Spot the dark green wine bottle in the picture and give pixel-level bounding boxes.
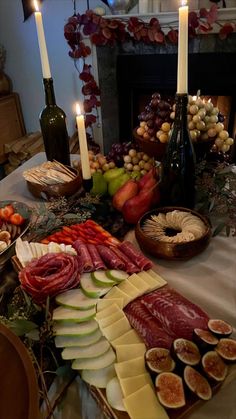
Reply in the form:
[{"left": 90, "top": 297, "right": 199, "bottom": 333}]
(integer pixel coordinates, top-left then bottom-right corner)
[
  {"left": 160, "top": 93, "right": 196, "bottom": 209},
  {"left": 40, "top": 78, "right": 70, "bottom": 165}
]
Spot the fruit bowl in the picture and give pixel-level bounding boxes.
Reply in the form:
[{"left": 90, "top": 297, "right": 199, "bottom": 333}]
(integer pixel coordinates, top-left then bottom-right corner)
[{"left": 135, "top": 207, "right": 212, "bottom": 260}]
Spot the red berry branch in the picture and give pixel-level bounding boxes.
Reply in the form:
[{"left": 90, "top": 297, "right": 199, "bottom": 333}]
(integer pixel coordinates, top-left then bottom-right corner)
[{"left": 64, "top": 5, "right": 235, "bottom": 130}]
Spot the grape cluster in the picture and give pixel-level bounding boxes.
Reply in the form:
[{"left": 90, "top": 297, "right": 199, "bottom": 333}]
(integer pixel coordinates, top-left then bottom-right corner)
[
  {"left": 123, "top": 149, "right": 154, "bottom": 176},
  {"left": 137, "top": 92, "right": 173, "bottom": 142},
  {"left": 107, "top": 142, "right": 136, "bottom": 167}
]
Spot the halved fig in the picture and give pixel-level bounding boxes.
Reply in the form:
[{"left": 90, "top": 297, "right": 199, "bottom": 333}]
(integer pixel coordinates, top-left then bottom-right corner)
[
  {"left": 202, "top": 351, "right": 228, "bottom": 382},
  {"left": 208, "top": 319, "right": 233, "bottom": 338},
  {"left": 184, "top": 366, "right": 212, "bottom": 401},
  {"left": 193, "top": 328, "right": 218, "bottom": 350},
  {"left": 215, "top": 338, "right": 236, "bottom": 362},
  {"left": 145, "top": 348, "right": 176, "bottom": 374},
  {"left": 155, "top": 372, "right": 185, "bottom": 409},
  {"left": 172, "top": 338, "right": 201, "bottom": 366}
]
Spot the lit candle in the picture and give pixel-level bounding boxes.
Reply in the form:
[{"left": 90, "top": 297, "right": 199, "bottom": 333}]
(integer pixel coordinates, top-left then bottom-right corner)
[
  {"left": 76, "top": 103, "right": 91, "bottom": 180},
  {"left": 177, "top": 0, "right": 188, "bottom": 94},
  {"left": 33, "top": 0, "right": 51, "bottom": 78}
]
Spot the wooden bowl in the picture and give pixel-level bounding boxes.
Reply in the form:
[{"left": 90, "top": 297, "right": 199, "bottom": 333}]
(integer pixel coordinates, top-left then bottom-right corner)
[
  {"left": 133, "top": 128, "right": 215, "bottom": 161},
  {"left": 135, "top": 207, "right": 212, "bottom": 261},
  {"left": 26, "top": 167, "right": 82, "bottom": 200}
]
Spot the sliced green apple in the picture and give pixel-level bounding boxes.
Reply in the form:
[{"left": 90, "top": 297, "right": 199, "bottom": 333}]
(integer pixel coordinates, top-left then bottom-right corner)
[
  {"left": 81, "top": 364, "right": 116, "bottom": 388},
  {"left": 54, "top": 328, "right": 102, "bottom": 348},
  {"left": 80, "top": 273, "right": 112, "bottom": 298},
  {"left": 91, "top": 270, "right": 117, "bottom": 287},
  {"left": 106, "top": 270, "right": 129, "bottom": 282},
  {"left": 55, "top": 288, "right": 98, "bottom": 310},
  {"left": 61, "top": 337, "right": 110, "bottom": 360},
  {"left": 106, "top": 377, "right": 126, "bottom": 412},
  {"left": 54, "top": 319, "right": 98, "bottom": 337},
  {"left": 72, "top": 347, "right": 116, "bottom": 370},
  {"left": 52, "top": 306, "right": 96, "bottom": 323}
]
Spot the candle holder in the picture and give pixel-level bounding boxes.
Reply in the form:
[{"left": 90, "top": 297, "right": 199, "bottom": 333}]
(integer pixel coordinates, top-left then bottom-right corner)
[
  {"left": 40, "top": 77, "right": 70, "bottom": 165},
  {"left": 82, "top": 178, "right": 93, "bottom": 193}
]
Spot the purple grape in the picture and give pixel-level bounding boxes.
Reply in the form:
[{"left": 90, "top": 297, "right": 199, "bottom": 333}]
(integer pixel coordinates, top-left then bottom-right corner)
[{"left": 218, "top": 113, "right": 225, "bottom": 123}]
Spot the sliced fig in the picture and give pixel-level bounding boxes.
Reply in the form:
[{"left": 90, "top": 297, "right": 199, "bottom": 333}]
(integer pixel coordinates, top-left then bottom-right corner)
[
  {"left": 145, "top": 347, "right": 176, "bottom": 374},
  {"left": 172, "top": 338, "right": 201, "bottom": 366},
  {"left": 193, "top": 328, "right": 218, "bottom": 350},
  {"left": 184, "top": 366, "right": 212, "bottom": 401},
  {"left": 208, "top": 319, "right": 233, "bottom": 338},
  {"left": 155, "top": 372, "right": 185, "bottom": 409},
  {"left": 202, "top": 351, "right": 228, "bottom": 382},
  {"left": 215, "top": 338, "right": 236, "bottom": 362}
]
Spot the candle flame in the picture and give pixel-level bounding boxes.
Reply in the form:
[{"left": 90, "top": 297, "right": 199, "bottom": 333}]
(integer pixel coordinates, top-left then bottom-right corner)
[
  {"left": 181, "top": 0, "right": 188, "bottom": 6},
  {"left": 33, "top": 0, "right": 39, "bottom": 12},
  {"left": 76, "top": 103, "right": 81, "bottom": 115}
]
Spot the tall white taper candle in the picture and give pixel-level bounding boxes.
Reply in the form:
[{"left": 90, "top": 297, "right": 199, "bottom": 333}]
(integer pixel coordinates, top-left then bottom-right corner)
[
  {"left": 33, "top": 0, "right": 51, "bottom": 78},
  {"left": 76, "top": 103, "right": 91, "bottom": 180},
  {"left": 177, "top": 1, "right": 188, "bottom": 94}
]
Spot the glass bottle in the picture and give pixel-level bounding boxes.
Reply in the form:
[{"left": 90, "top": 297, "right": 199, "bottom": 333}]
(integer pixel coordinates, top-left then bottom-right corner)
[
  {"left": 160, "top": 93, "right": 196, "bottom": 209},
  {"left": 40, "top": 78, "right": 70, "bottom": 165}
]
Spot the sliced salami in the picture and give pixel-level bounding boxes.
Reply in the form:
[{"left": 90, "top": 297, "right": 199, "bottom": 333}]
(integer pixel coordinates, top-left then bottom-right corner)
[
  {"left": 141, "top": 287, "right": 209, "bottom": 340},
  {"left": 118, "top": 241, "right": 153, "bottom": 270},
  {"left": 73, "top": 239, "right": 94, "bottom": 272},
  {"left": 124, "top": 298, "right": 174, "bottom": 349},
  {"left": 87, "top": 244, "right": 106, "bottom": 270},
  {"left": 110, "top": 246, "right": 140, "bottom": 274},
  {"left": 19, "top": 253, "right": 80, "bottom": 304},
  {"left": 96, "top": 245, "right": 125, "bottom": 270}
]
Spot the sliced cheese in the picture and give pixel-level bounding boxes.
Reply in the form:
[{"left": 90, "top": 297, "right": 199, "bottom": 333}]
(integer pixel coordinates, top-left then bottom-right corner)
[
  {"left": 116, "top": 343, "right": 146, "bottom": 363},
  {"left": 117, "top": 281, "right": 140, "bottom": 299},
  {"left": 114, "top": 356, "right": 146, "bottom": 379},
  {"left": 104, "top": 286, "right": 132, "bottom": 306},
  {"left": 95, "top": 304, "right": 121, "bottom": 321},
  {"left": 111, "top": 330, "right": 143, "bottom": 348},
  {"left": 123, "top": 384, "right": 169, "bottom": 419},
  {"left": 97, "top": 298, "right": 124, "bottom": 312},
  {"left": 119, "top": 373, "right": 153, "bottom": 397},
  {"left": 102, "top": 317, "right": 131, "bottom": 342},
  {"left": 127, "top": 274, "right": 150, "bottom": 295},
  {"left": 98, "top": 310, "right": 125, "bottom": 329},
  {"left": 146, "top": 269, "right": 167, "bottom": 286},
  {"left": 137, "top": 271, "right": 161, "bottom": 291}
]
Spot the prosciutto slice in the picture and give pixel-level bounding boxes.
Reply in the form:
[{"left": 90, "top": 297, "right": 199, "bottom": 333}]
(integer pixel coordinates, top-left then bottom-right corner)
[
  {"left": 141, "top": 287, "right": 209, "bottom": 340},
  {"left": 73, "top": 239, "right": 94, "bottom": 272},
  {"left": 124, "top": 298, "right": 174, "bottom": 349},
  {"left": 19, "top": 253, "right": 80, "bottom": 304},
  {"left": 87, "top": 244, "right": 106, "bottom": 270},
  {"left": 96, "top": 245, "right": 125, "bottom": 270},
  {"left": 118, "top": 241, "right": 153, "bottom": 270},
  {"left": 110, "top": 246, "right": 140, "bottom": 274}
]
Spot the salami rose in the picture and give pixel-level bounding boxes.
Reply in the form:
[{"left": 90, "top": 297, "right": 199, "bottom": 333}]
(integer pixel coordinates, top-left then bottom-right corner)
[{"left": 19, "top": 253, "right": 80, "bottom": 304}]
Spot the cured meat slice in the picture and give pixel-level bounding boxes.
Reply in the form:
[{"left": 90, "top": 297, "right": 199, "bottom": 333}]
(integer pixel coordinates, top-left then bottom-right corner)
[
  {"left": 141, "top": 287, "right": 209, "bottom": 340},
  {"left": 19, "top": 253, "right": 80, "bottom": 304},
  {"left": 97, "top": 245, "right": 125, "bottom": 270},
  {"left": 110, "top": 246, "right": 140, "bottom": 274},
  {"left": 118, "top": 241, "right": 153, "bottom": 270},
  {"left": 124, "top": 299, "right": 174, "bottom": 349},
  {"left": 87, "top": 244, "right": 106, "bottom": 270},
  {"left": 73, "top": 239, "right": 94, "bottom": 272}
]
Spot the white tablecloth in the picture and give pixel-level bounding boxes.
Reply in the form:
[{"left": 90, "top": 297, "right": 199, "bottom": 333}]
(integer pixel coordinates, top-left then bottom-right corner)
[{"left": 1, "top": 153, "right": 236, "bottom": 419}]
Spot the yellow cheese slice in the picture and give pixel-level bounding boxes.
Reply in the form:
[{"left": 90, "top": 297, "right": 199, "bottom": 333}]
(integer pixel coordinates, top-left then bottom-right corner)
[
  {"left": 102, "top": 317, "right": 131, "bottom": 342},
  {"left": 127, "top": 274, "right": 150, "bottom": 295},
  {"left": 111, "top": 330, "right": 143, "bottom": 348},
  {"left": 116, "top": 343, "right": 146, "bottom": 362},
  {"left": 119, "top": 373, "right": 153, "bottom": 397},
  {"left": 96, "top": 304, "right": 121, "bottom": 321},
  {"left": 104, "top": 286, "right": 132, "bottom": 306},
  {"left": 98, "top": 310, "right": 125, "bottom": 329},
  {"left": 114, "top": 356, "right": 146, "bottom": 379},
  {"left": 137, "top": 271, "right": 161, "bottom": 291},
  {"left": 117, "top": 280, "right": 140, "bottom": 299},
  {"left": 97, "top": 298, "right": 124, "bottom": 312},
  {"left": 146, "top": 269, "right": 167, "bottom": 286},
  {"left": 123, "top": 384, "right": 169, "bottom": 419}
]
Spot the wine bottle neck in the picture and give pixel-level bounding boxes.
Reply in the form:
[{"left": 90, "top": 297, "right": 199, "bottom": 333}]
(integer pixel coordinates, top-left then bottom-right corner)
[
  {"left": 174, "top": 93, "right": 188, "bottom": 124},
  {"left": 43, "top": 78, "right": 56, "bottom": 106}
]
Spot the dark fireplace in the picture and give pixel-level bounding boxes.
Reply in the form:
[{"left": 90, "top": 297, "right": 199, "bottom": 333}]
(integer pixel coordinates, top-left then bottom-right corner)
[{"left": 96, "top": 33, "right": 236, "bottom": 156}]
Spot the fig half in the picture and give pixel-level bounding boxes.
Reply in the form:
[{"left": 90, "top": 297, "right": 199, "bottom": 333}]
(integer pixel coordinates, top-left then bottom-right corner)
[
  {"left": 145, "top": 347, "right": 176, "bottom": 374},
  {"left": 183, "top": 366, "right": 212, "bottom": 401},
  {"left": 208, "top": 319, "right": 233, "bottom": 338},
  {"left": 172, "top": 338, "right": 201, "bottom": 366},
  {"left": 202, "top": 350, "right": 228, "bottom": 382},
  {"left": 155, "top": 372, "right": 185, "bottom": 409},
  {"left": 215, "top": 338, "right": 236, "bottom": 362},
  {"left": 193, "top": 328, "right": 218, "bottom": 348}
]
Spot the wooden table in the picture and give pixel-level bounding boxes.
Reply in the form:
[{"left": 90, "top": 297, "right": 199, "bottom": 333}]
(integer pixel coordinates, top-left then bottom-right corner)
[{"left": 1, "top": 153, "right": 236, "bottom": 419}]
